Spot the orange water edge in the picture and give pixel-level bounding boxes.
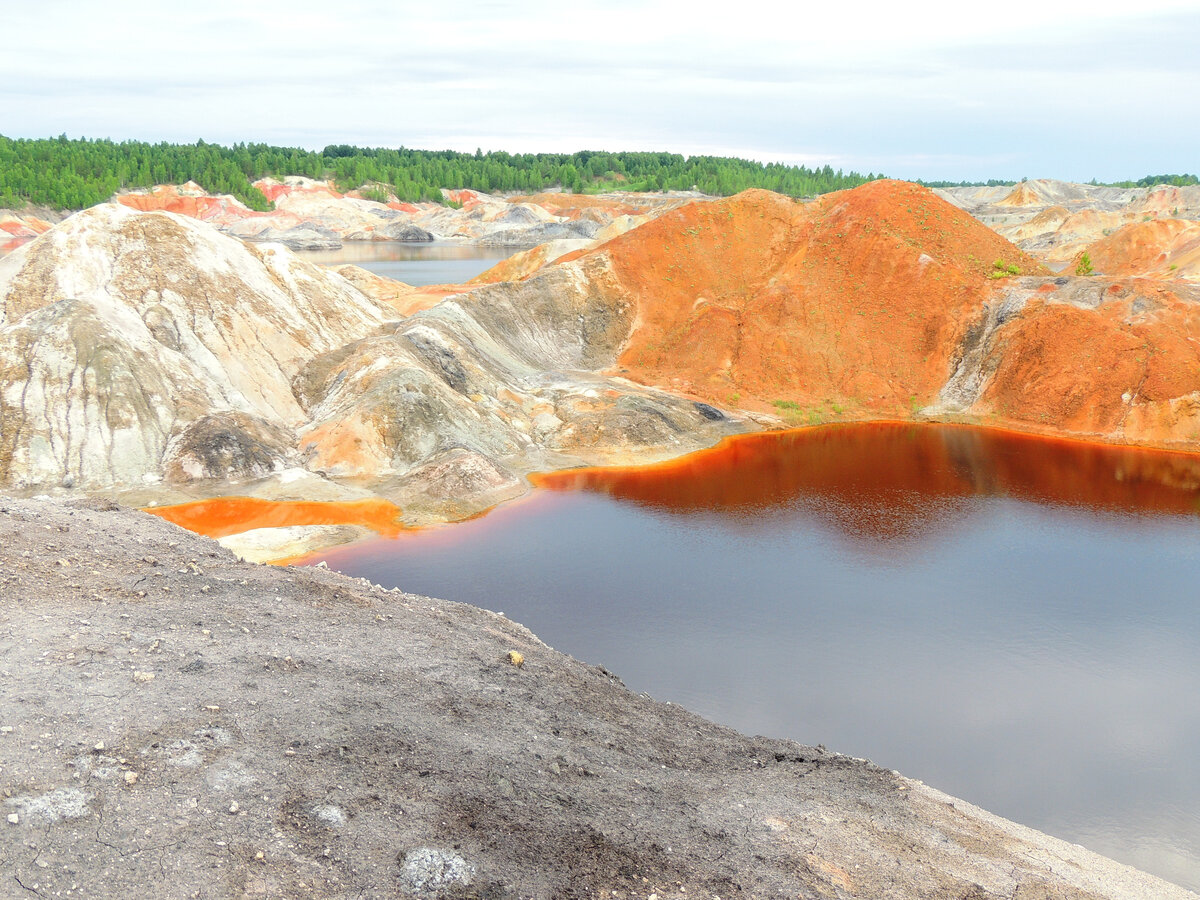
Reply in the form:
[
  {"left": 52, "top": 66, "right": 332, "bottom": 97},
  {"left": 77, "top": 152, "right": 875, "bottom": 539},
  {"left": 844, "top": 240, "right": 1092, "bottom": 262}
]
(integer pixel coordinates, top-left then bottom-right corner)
[
  {"left": 145, "top": 424, "right": 1200, "bottom": 563},
  {"left": 143, "top": 497, "right": 409, "bottom": 541},
  {"left": 530, "top": 422, "right": 1200, "bottom": 518}
]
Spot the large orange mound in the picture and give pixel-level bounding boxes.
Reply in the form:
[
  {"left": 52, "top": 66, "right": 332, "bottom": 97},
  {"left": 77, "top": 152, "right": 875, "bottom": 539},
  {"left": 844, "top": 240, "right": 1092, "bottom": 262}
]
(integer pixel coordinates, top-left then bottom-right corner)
[
  {"left": 600, "top": 181, "right": 1048, "bottom": 417},
  {"left": 1078, "top": 219, "right": 1200, "bottom": 279}
]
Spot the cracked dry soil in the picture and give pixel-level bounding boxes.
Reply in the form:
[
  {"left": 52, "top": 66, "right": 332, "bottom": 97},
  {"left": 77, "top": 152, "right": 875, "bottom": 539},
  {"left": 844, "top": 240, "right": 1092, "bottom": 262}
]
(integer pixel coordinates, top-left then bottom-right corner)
[{"left": 0, "top": 498, "right": 1194, "bottom": 899}]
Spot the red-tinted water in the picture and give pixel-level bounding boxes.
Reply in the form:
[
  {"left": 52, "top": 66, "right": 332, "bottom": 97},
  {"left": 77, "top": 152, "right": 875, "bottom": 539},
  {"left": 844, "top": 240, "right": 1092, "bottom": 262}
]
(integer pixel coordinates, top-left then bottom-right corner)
[
  {"left": 304, "top": 423, "right": 1200, "bottom": 890},
  {"left": 532, "top": 422, "right": 1200, "bottom": 537}
]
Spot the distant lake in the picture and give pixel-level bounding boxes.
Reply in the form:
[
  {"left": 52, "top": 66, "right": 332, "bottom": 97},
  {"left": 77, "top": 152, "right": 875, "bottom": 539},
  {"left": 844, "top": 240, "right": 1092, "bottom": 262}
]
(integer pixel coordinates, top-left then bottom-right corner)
[
  {"left": 306, "top": 423, "right": 1200, "bottom": 892},
  {"left": 295, "top": 241, "right": 531, "bottom": 285}
]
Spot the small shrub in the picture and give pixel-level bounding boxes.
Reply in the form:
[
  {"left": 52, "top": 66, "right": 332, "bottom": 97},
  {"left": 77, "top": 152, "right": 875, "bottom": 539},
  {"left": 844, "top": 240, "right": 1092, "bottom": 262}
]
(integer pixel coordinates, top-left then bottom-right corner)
[
  {"left": 1076, "top": 252, "right": 1095, "bottom": 276},
  {"left": 359, "top": 186, "right": 391, "bottom": 204}
]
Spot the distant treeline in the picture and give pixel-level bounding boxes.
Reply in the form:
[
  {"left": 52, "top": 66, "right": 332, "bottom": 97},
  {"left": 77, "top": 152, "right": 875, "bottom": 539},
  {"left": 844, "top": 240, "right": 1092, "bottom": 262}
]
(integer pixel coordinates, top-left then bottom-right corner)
[
  {"left": 922, "top": 175, "right": 1200, "bottom": 190},
  {"left": 1099, "top": 174, "right": 1199, "bottom": 189},
  {"left": 0, "top": 135, "right": 880, "bottom": 211}
]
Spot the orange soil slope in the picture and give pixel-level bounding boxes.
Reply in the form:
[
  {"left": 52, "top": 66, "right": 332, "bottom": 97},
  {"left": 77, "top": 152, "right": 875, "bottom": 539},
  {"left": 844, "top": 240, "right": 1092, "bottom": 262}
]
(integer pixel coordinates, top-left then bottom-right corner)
[
  {"left": 1079, "top": 219, "right": 1200, "bottom": 278},
  {"left": 971, "top": 278, "right": 1200, "bottom": 441},
  {"left": 509, "top": 193, "right": 645, "bottom": 218},
  {"left": 600, "top": 181, "right": 1048, "bottom": 417},
  {"left": 115, "top": 184, "right": 272, "bottom": 225},
  {"left": 995, "top": 181, "right": 1047, "bottom": 207},
  {"left": 470, "top": 241, "right": 586, "bottom": 284}
]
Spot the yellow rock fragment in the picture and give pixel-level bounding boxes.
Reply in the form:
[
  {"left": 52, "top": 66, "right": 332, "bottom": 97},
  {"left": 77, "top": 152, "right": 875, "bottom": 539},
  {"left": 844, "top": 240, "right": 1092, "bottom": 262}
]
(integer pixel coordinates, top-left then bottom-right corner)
[{"left": 506, "top": 650, "right": 525, "bottom": 668}]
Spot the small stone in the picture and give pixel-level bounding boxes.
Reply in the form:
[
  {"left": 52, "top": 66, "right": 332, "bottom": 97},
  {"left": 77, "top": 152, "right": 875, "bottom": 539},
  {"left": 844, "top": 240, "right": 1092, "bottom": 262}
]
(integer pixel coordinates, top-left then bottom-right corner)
[
  {"left": 399, "top": 848, "right": 474, "bottom": 892},
  {"left": 254, "top": 851, "right": 264, "bottom": 860},
  {"left": 123, "top": 771, "right": 138, "bottom": 786},
  {"left": 229, "top": 802, "right": 239, "bottom": 814},
  {"left": 132, "top": 671, "right": 155, "bottom": 683},
  {"left": 204, "top": 705, "right": 220, "bottom": 713},
  {"left": 93, "top": 741, "right": 105, "bottom": 752},
  {"left": 6, "top": 813, "right": 18, "bottom": 825},
  {"left": 0, "top": 726, "right": 12, "bottom": 734},
  {"left": 506, "top": 650, "right": 525, "bottom": 668},
  {"left": 56, "top": 558, "right": 70, "bottom": 567}
]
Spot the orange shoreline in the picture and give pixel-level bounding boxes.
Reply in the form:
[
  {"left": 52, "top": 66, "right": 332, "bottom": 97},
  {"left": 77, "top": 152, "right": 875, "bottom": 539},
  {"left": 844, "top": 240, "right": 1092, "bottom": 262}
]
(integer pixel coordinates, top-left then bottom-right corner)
[{"left": 144, "top": 420, "right": 1200, "bottom": 559}]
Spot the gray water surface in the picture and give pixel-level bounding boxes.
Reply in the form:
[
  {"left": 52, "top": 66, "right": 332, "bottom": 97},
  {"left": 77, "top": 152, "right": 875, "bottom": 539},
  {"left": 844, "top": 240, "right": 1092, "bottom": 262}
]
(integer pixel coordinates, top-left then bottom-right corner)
[
  {"left": 310, "top": 424, "right": 1200, "bottom": 890},
  {"left": 295, "top": 241, "right": 529, "bottom": 285}
]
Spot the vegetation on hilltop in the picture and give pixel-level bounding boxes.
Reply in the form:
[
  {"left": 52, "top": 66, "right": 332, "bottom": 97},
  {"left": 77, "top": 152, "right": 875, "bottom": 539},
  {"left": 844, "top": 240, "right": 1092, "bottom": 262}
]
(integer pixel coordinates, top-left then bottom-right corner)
[
  {"left": 1098, "top": 174, "right": 1199, "bottom": 189},
  {"left": 0, "top": 135, "right": 879, "bottom": 211}
]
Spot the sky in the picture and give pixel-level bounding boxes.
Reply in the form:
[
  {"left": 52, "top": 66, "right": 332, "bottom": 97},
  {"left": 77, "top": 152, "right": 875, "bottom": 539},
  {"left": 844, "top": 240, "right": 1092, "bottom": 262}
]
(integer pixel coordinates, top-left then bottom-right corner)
[{"left": 2, "top": 0, "right": 1198, "bottom": 182}]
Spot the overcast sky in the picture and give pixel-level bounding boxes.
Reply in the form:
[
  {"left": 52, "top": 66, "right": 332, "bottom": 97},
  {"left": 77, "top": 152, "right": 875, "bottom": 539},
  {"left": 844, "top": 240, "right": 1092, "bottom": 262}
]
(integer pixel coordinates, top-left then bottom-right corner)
[{"left": 3, "top": 0, "right": 1197, "bottom": 182}]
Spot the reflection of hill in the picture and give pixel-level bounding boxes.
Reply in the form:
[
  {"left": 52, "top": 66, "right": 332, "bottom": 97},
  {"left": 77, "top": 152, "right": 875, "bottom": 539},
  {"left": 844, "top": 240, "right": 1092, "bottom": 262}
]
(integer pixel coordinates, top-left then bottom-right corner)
[
  {"left": 147, "top": 497, "right": 407, "bottom": 539},
  {"left": 532, "top": 424, "right": 1200, "bottom": 544}
]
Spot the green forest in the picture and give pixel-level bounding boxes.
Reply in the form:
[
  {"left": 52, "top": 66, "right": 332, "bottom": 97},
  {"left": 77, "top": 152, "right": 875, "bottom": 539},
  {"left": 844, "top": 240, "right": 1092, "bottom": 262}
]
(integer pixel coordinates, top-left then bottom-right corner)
[{"left": 0, "top": 135, "right": 880, "bottom": 211}]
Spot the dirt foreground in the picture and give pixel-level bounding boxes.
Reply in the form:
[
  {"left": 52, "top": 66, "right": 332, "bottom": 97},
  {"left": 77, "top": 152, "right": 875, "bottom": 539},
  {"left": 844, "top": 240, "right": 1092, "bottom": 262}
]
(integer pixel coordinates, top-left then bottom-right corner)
[{"left": 0, "top": 498, "right": 1193, "bottom": 899}]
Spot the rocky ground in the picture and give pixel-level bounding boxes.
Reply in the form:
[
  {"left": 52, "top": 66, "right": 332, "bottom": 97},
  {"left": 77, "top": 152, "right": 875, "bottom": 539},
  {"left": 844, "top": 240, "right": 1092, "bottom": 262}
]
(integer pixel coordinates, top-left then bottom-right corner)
[{"left": 1, "top": 497, "right": 1196, "bottom": 899}]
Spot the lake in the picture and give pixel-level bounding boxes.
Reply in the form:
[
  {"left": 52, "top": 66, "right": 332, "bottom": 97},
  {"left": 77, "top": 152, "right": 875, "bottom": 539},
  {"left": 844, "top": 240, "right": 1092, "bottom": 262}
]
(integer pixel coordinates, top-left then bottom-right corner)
[
  {"left": 295, "top": 241, "right": 529, "bottom": 285},
  {"left": 305, "top": 423, "right": 1200, "bottom": 891}
]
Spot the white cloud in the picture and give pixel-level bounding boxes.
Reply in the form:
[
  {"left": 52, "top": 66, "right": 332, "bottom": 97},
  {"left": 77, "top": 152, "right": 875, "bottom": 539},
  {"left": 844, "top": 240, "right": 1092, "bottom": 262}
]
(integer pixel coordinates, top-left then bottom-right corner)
[{"left": 2, "top": 0, "right": 1198, "bottom": 180}]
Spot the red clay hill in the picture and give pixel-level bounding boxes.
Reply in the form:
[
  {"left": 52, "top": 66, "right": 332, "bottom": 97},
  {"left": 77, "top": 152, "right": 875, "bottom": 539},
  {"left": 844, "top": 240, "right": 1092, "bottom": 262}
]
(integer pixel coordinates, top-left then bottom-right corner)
[
  {"left": 517, "top": 179, "right": 1200, "bottom": 449},
  {"left": 594, "top": 180, "right": 1048, "bottom": 419}
]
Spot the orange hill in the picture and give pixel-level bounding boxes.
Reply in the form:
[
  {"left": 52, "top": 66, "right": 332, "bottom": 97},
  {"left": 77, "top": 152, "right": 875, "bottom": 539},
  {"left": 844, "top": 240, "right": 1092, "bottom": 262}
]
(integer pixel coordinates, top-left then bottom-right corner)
[
  {"left": 599, "top": 181, "right": 1048, "bottom": 418},
  {"left": 1078, "top": 219, "right": 1200, "bottom": 279}
]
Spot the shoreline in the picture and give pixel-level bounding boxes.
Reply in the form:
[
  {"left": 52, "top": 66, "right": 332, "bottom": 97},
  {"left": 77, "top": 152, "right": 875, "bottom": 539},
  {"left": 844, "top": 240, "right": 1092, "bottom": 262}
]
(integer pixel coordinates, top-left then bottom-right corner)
[
  {"left": 0, "top": 496, "right": 1195, "bottom": 898},
  {"left": 129, "top": 415, "right": 1200, "bottom": 565}
]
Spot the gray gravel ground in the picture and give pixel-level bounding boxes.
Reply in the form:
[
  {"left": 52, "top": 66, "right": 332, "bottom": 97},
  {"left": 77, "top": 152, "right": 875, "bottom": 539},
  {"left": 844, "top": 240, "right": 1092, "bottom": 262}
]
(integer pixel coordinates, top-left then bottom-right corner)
[{"left": 1, "top": 498, "right": 1194, "bottom": 899}]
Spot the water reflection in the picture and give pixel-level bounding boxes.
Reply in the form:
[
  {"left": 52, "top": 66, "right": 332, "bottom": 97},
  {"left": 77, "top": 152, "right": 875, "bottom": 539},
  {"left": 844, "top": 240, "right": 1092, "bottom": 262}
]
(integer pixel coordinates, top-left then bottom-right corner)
[
  {"left": 308, "top": 424, "right": 1200, "bottom": 890},
  {"left": 533, "top": 423, "right": 1200, "bottom": 545},
  {"left": 294, "top": 241, "right": 531, "bottom": 286},
  {"left": 145, "top": 496, "right": 406, "bottom": 539}
]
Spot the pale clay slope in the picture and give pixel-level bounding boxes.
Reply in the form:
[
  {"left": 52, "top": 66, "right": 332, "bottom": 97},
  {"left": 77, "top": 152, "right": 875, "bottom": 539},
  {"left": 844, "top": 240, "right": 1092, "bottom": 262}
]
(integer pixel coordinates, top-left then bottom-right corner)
[
  {"left": 941, "top": 179, "right": 1200, "bottom": 269},
  {"left": 0, "top": 205, "right": 743, "bottom": 523},
  {"left": 0, "top": 204, "right": 392, "bottom": 490}
]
